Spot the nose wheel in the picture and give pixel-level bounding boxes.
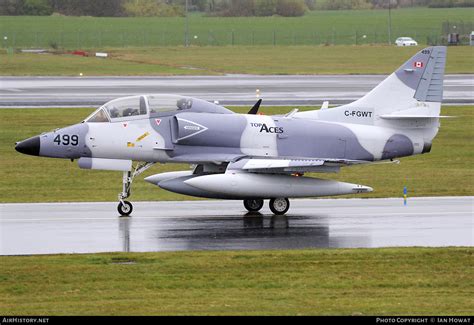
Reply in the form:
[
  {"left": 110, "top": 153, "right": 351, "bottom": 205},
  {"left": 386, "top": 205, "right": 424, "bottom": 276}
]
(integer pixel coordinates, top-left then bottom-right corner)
[
  {"left": 118, "top": 200, "right": 133, "bottom": 216},
  {"left": 269, "top": 198, "right": 290, "bottom": 215},
  {"left": 117, "top": 162, "right": 155, "bottom": 217}
]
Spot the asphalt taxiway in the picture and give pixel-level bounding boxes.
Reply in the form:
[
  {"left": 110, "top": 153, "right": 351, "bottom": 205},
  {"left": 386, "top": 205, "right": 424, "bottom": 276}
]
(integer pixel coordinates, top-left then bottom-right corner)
[
  {"left": 0, "top": 197, "right": 472, "bottom": 255},
  {"left": 0, "top": 74, "right": 472, "bottom": 107}
]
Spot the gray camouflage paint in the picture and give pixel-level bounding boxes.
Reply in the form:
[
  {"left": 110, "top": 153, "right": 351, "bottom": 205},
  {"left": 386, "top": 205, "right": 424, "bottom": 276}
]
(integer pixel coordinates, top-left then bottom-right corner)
[
  {"left": 28, "top": 103, "right": 378, "bottom": 164},
  {"left": 274, "top": 118, "right": 373, "bottom": 160},
  {"left": 23, "top": 95, "right": 425, "bottom": 165},
  {"left": 39, "top": 123, "right": 92, "bottom": 159},
  {"left": 395, "top": 47, "right": 446, "bottom": 103},
  {"left": 381, "top": 134, "right": 414, "bottom": 160},
  {"left": 395, "top": 49, "right": 431, "bottom": 90},
  {"left": 173, "top": 112, "right": 247, "bottom": 148}
]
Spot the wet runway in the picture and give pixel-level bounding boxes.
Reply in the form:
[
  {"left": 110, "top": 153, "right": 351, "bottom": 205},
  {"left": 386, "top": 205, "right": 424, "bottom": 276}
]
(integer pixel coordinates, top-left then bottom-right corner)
[
  {"left": 0, "top": 74, "right": 472, "bottom": 107},
  {"left": 0, "top": 197, "right": 472, "bottom": 255}
]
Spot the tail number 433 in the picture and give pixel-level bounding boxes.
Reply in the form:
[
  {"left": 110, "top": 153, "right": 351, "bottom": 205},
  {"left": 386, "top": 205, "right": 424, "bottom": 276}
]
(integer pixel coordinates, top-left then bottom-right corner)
[{"left": 53, "top": 134, "right": 79, "bottom": 146}]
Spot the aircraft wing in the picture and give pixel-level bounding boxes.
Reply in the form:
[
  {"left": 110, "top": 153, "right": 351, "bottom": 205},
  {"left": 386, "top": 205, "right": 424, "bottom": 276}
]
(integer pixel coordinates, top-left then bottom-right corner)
[
  {"left": 169, "top": 153, "right": 246, "bottom": 164},
  {"left": 228, "top": 157, "right": 373, "bottom": 174}
]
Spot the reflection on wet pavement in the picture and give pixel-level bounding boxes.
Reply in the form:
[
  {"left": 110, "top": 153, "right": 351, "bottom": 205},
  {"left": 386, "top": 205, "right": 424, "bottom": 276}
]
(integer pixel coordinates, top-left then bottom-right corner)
[{"left": 1, "top": 197, "right": 472, "bottom": 255}]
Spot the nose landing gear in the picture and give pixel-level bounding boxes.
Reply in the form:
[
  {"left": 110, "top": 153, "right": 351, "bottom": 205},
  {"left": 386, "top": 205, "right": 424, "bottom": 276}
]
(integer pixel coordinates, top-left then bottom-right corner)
[
  {"left": 117, "top": 162, "right": 155, "bottom": 217},
  {"left": 118, "top": 200, "right": 133, "bottom": 216}
]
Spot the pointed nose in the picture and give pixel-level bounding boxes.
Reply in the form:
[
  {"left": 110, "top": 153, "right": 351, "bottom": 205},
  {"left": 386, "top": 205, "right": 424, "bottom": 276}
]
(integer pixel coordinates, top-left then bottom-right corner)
[{"left": 15, "top": 136, "right": 40, "bottom": 156}]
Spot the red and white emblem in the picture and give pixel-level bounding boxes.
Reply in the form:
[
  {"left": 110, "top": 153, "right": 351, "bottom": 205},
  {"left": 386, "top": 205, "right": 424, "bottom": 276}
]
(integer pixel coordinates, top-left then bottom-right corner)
[
  {"left": 414, "top": 61, "right": 424, "bottom": 68},
  {"left": 155, "top": 119, "right": 162, "bottom": 126},
  {"left": 123, "top": 123, "right": 128, "bottom": 128}
]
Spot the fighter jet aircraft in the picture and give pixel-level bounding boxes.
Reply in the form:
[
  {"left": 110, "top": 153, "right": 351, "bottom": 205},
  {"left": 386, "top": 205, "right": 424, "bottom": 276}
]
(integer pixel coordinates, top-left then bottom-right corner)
[{"left": 15, "top": 46, "right": 447, "bottom": 216}]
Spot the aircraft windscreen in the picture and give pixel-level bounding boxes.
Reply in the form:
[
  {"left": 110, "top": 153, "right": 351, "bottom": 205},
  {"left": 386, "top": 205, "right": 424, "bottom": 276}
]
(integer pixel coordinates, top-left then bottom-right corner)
[
  {"left": 104, "top": 96, "right": 148, "bottom": 119},
  {"left": 86, "top": 108, "right": 110, "bottom": 123}
]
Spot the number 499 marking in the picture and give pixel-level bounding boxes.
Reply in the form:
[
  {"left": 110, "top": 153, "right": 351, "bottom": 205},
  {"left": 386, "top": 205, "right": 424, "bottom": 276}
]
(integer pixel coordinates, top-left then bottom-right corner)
[{"left": 54, "top": 134, "right": 79, "bottom": 146}]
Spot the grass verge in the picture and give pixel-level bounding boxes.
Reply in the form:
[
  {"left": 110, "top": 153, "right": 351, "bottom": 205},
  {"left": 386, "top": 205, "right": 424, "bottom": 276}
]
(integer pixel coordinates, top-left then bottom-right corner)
[
  {"left": 0, "top": 248, "right": 472, "bottom": 315},
  {"left": 1, "top": 8, "right": 473, "bottom": 47},
  {"left": 1, "top": 45, "right": 473, "bottom": 76},
  {"left": 0, "top": 106, "right": 472, "bottom": 203}
]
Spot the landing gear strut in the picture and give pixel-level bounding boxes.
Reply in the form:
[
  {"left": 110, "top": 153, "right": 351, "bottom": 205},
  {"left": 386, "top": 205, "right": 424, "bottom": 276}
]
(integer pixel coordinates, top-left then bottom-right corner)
[
  {"left": 269, "top": 198, "right": 290, "bottom": 215},
  {"left": 243, "top": 199, "right": 264, "bottom": 212},
  {"left": 118, "top": 162, "right": 155, "bottom": 217}
]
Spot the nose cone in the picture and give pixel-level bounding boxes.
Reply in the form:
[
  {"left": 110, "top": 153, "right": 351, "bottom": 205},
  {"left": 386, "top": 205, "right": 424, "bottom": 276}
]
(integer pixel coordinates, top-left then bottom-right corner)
[
  {"left": 144, "top": 175, "right": 159, "bottom": 185},
  {"left": 15, "top": 136, "right": 40, "bottom": 156}
]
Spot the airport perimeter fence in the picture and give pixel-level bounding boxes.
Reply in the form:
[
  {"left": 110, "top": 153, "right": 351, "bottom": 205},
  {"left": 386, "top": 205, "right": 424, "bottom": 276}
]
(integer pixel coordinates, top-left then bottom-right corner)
[
  {"left": 440, "top": 20, "right": 473, "bottom": 44},
  {"left": 0, "top": 27, "right": 467, "bottom": 49},
  {"left": 442, "top": 20, "right": 473, "bottom": 35}
]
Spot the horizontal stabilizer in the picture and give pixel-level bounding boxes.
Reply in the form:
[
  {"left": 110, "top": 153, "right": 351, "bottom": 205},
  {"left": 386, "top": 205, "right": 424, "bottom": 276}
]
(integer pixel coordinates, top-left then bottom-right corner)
[{"left": 380, "top": 115, "right": 453, "bottom": 120}]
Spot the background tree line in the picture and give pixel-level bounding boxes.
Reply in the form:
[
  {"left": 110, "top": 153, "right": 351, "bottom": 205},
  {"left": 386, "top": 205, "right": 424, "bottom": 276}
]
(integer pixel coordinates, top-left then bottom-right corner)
[
  {"left": 0, "top": 0, "right": 184, "bottom": 16},
  {"left": 206, "top": 0, "right": 310, "bottom": 17},
  {"left": 315, "top": 0, "right": 472, "bottom": 10},
  {"left": 0, "top": 0, "right": 471, "bottom": 17}
]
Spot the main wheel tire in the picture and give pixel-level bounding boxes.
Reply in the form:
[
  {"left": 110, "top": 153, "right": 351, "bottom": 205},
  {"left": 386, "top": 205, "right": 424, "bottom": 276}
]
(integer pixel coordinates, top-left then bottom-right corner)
[
  {"left": 269, "top": 198, "right": 290, "bottom": 215},
  {"left": 118, "top": 201, "right": 133, "bottom": 216},
  {"left": 244, "top": 199, "right": 264, "bottom": 212}
]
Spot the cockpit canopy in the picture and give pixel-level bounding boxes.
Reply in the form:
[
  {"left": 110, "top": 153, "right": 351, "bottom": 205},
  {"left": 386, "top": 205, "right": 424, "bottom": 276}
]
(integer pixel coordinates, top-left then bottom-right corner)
[{"left": 85, "top": 94, "right": 229, "bottom": 123}]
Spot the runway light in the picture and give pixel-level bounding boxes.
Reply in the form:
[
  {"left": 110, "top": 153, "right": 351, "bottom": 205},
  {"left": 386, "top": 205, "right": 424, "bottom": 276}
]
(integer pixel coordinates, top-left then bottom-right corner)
[{"left": 79, "top": 73, "right": 83, "bottom": 77}]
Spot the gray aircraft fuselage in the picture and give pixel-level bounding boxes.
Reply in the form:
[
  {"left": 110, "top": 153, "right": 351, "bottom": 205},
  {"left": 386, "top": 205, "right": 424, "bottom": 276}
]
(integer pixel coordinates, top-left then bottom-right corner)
[{"left": 23, "top": 101, "right": 416, "bottom": 164}]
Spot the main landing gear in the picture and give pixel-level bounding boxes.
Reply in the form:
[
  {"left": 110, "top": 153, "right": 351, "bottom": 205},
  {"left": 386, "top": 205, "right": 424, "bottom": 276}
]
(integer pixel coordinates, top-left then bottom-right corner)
[
  {"left": 269, "top": 198, "right": 290, "bottom": 215},
  {"left": 243, "top": 199, "right": 264, "bottom": 212},
  {"left": 118, "top": 162, "right": 155, "bottom": 217},
  {"left": 243, "top": 198, "right": 290, "bottom": 215}
]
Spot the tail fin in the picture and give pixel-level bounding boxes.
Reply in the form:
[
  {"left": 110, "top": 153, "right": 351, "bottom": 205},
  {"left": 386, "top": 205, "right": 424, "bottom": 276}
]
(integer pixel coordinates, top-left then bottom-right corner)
[
  {"left": 299, "top": 46, "right": 447, "bottom": 125},
  {"left": 413, "top": 47, "right": 446, "bottom": 103}
]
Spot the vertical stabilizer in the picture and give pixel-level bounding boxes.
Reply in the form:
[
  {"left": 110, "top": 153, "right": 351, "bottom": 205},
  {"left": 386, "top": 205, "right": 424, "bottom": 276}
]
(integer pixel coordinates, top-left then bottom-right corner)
[
  {"left": 295, "top": 46, "right": 447, "bottom": 125},
  {"left": 414, "top": 47, "right": 447, "bottom": 103}
]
